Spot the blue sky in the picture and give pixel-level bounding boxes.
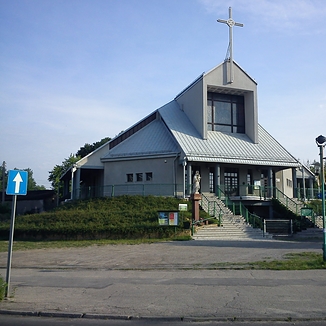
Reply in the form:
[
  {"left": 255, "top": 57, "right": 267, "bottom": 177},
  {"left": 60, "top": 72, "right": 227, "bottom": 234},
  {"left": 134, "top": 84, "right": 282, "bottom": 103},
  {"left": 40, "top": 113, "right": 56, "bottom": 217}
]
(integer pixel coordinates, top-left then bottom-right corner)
[{"left": 1, "top": 0, "right": 325, "bottom": 188}]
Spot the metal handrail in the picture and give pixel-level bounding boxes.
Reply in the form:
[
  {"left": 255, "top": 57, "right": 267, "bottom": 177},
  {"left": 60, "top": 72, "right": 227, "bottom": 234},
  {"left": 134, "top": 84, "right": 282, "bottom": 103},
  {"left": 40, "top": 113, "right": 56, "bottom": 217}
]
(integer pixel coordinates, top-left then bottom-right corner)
[
  {"left": 200, "top": 193, "right": 223, "bottom": 226},
  {"left": 274, "top": 188, "right": 301, "bottom": 215},
  {"left": 216, "top": 186, "right": 262, "bottom": 229}
]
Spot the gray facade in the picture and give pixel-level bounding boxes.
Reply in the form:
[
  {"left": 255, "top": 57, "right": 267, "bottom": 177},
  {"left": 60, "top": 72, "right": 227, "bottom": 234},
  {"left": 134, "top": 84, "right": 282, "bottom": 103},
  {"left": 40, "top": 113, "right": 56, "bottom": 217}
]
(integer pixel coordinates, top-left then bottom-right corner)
[{"left": 62, "top": 59, "right": 304, "bottom": 207}]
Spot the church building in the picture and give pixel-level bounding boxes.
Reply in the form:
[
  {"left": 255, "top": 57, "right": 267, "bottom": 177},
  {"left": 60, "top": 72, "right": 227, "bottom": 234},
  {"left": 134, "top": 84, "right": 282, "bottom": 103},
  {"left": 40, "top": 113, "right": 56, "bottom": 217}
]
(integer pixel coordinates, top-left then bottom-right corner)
[{"left": 61, "top": 8, "right": 314, "bottom": 218}]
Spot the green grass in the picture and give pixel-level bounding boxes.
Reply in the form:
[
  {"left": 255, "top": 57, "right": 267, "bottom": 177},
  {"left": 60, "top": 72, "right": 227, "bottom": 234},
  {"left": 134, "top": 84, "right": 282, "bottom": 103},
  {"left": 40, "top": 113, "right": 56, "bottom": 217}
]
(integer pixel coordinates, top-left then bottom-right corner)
[
  {"left": 0, "top": 236, "right": 192, "bottom": 252},
  {"left": 209, "top": 252, "right": 326, "bottom": 270},
  {"left": 0, "top": 277, "right": 6, "bottom": 301},
  {"left": 248, "top": 252, "right": 326, "bottom": 270},
  {"left": 0, "top": 196, "right": 200, "bottom": 241}
]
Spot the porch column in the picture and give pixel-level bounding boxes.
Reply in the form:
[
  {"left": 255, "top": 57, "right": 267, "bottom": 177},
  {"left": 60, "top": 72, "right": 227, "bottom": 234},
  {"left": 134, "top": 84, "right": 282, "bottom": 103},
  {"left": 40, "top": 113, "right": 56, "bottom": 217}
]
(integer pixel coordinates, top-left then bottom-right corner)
[
  {"left": 292, "top": 168, "right": 298, "bottom": 198},
  {"left": 71, "top": 166, "right": 80, "bottom": 200},
  {"left": 182, "top": 158, "right": 187, "bottom": 198},
  {"left": 309, "top": 177, "right": 314, "bottom": 199},
  {"left": 215, "top": 164, "right": 221, "bottom": 196},
  {"left": 187, "top": 164, "right": 192, "bottom": 196},
  {"left": 75, "top": 168, "right": 81, "bottom": 199},
  {"left": 268, "top": 167, "right": 273, "bottom": 198}
]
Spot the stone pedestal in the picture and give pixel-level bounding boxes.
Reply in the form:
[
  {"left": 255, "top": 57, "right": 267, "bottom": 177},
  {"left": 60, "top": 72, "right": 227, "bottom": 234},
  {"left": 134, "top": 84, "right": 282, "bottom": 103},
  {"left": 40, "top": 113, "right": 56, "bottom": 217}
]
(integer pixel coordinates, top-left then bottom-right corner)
[{"left": 191, "top": 193, "right": 202, "bottom": 222}]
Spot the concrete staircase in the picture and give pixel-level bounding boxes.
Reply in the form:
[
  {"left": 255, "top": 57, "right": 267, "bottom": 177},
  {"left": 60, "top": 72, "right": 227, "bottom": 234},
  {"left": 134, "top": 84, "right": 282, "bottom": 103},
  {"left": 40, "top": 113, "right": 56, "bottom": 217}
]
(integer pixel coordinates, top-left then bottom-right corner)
[
  {"left": 193, "top": 193, "right": 266, "bottom": 240},
  {"left": 301, "top": 212, "right": 323, "bottom": 229},
  {"left": 292, "top": 227, "right": 323, "bottom": 239},
  {"left": 277, "top": 196, "right": 323, "bottom": 229}
]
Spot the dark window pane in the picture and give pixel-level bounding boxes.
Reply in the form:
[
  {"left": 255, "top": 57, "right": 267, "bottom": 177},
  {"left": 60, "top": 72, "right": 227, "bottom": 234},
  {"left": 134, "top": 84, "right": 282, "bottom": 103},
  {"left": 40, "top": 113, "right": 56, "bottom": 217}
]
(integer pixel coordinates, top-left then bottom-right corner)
[
  {"left": 146, "top": 172, "right": 152, "bottom": 181},
  {"left": 215, "top": 124, "right": 232, "bottom": 132},
  {"left": 215, "top": 101, "right": 231, "bottom": 124},
  {"left": 207, "top": 92, "right": 245, "bottom": 134},
  {"left": 207, "top": 103, "right": 212, "bottom": 123}
]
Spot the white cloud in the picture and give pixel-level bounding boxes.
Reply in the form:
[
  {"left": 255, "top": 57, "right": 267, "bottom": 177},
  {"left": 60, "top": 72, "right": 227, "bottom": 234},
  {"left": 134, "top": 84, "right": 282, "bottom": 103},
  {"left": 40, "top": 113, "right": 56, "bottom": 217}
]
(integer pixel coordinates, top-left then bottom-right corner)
[{"left": 199, "top": 0, "right": 326, "bottom": 32}]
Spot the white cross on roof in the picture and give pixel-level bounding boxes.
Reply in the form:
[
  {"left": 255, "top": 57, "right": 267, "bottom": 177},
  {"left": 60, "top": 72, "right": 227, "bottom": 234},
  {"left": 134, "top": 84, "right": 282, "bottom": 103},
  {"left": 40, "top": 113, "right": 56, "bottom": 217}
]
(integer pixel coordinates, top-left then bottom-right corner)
[{"left": 217, "top": 7, "right": 243, "bottom": 83}]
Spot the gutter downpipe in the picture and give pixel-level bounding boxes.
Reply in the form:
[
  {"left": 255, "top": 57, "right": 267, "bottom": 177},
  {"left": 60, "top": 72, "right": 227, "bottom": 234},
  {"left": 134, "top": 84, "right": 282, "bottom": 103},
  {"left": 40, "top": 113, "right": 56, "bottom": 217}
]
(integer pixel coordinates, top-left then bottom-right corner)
[
  {"left": 173, "top": 154, "right": 179, "bottom": 197},
  {"left": 182, "top": 157, "right": 187, "bottom": 199},
  {"left": 71, "top": 165, "right": 78, "bottom": 200}
]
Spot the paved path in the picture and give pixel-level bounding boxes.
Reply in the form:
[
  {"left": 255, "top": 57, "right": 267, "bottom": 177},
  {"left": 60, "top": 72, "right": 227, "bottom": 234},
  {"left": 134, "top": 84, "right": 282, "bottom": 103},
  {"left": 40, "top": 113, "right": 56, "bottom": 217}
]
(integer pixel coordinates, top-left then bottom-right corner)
[{"left": 0, "top": 239, "right": 325, "bottom": 321}]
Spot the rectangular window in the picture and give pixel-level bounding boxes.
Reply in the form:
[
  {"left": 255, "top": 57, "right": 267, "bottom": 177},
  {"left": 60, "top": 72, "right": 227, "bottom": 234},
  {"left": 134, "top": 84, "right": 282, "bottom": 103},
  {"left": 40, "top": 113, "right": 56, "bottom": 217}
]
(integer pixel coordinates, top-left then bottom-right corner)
[
  {"left": 224, "top": 169, "right": 239, "bottom": 196},
  {"left": 136, "top": 173, "right": 143, "bottom": 182},
  {"left": 127, "top": 174, "right": 133, "bottom": 182},
  {"left": 207, "top": 92, "right": 245, "bottom": 134},
  {"left": 209, "top": 171, "right": 214, "bottom": 193},
  {"left": 146, "top": 172, "right": 153, "bottom": 181}
]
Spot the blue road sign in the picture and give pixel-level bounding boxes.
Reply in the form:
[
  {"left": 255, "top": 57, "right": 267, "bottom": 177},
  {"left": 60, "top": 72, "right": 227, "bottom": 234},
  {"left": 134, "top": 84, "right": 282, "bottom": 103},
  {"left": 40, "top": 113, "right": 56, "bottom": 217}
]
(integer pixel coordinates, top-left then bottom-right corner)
[{"left": 6, "top": 170, "right": 28, "bottom": 195}]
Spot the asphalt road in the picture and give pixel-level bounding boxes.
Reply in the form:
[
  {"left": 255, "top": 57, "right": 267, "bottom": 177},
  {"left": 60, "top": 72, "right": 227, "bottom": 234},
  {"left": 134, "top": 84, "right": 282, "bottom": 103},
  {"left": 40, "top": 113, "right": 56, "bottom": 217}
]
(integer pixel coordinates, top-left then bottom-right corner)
[{"left": 0, "top": 239, "right": 325, "bottom": 322}]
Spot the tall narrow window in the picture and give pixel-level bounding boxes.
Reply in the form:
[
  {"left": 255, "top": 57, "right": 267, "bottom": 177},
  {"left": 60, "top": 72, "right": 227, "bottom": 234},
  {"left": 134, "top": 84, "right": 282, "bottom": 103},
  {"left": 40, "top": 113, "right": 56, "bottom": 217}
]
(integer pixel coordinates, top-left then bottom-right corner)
[
  {"left": 207, "top": 92, "right": 245, "bottom": 133},
  {"left": 209, "top": 169, "right": 214, "bottom": 193}
]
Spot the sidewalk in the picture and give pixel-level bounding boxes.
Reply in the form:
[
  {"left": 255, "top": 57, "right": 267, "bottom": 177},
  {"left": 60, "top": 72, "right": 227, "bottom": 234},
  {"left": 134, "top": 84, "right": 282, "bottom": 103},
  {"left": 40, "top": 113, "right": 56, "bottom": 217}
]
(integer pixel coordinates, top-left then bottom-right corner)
[{"left": 0, "top": 239, "right": 325, "bottom": 321}]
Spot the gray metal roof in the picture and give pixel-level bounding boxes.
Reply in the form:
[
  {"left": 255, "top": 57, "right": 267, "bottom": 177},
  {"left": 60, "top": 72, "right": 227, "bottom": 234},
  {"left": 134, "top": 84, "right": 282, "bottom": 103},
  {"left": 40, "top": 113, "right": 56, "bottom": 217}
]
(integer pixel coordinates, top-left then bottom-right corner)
[
  {"left": 101, "top": 118, "right": 180, "bottom": 161},
  {"left": 159, "top": 101, "right": 300, "bottom": 167}
]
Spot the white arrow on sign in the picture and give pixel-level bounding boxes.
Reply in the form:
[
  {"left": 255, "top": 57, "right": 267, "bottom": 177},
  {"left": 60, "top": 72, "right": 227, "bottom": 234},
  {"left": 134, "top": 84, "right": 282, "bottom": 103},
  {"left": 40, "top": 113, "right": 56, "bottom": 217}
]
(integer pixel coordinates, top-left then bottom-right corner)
[{"left": 13, "top": 172, "right": 23, "bottom": 193}]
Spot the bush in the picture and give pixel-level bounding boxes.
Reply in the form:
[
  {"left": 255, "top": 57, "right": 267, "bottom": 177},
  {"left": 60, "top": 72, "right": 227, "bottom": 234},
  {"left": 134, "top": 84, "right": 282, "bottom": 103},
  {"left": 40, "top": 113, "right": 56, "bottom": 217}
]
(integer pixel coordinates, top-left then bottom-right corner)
[
  {"left": 0, "top": 203, "right": 11, "bottom": 221},
  {"left": 307, "top": 200, "right": 322, "bottom": 215}
]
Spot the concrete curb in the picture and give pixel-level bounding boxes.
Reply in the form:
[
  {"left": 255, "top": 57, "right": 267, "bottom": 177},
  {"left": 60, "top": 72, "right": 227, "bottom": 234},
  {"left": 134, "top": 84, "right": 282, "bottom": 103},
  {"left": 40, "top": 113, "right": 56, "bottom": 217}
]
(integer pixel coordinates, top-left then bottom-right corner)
[{"left": 1, "top": 309, "right": 326, "bottom": 323}]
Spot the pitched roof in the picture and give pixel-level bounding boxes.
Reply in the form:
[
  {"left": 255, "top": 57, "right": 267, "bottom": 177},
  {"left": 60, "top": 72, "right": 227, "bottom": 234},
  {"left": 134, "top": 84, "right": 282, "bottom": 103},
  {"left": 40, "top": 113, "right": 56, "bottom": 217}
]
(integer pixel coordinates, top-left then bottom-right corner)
[
  {"left": 101, "top": 118, "right": 180, "bottom": 161},
  {"left": 159, "top": 101, "right": 299, "bottom": 167}
]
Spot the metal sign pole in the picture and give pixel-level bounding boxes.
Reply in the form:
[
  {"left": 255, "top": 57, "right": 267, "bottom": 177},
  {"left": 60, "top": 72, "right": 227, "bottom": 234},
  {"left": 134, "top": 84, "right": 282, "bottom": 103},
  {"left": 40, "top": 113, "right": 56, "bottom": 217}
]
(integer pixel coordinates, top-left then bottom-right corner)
[{"left": 5, "top": 195, "right": 17, "bottom": 298}]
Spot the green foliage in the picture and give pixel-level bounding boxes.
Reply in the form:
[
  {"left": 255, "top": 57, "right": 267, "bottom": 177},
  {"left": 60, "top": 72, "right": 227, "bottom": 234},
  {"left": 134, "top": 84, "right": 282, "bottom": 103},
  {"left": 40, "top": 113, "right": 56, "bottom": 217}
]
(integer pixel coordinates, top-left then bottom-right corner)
[
  {"left": 0, "top": 196, "right": 194, "bottom": 241},
  {"left": 208, "top": 252, "right": 326, "bottom": 270},
  {"left": 23, "top": 168, "right": 46, "bottom": 190},
  {"left": 0, "top": 277, "right": 6, "bottom": 301},
  {"left": 0, "top": 165, "right": 45, "bottom": 191},
  {"left": 247, "top": 252, "right": 326, "bottom": 270},
  {"left": 272, "top": 199, "right": 312, "bottom": 232},
  {"left": 0, "top": 203, "right": 11, "bottom": 221},
  {"left": 48, "top": 154, "right": 80, "bottom": 194},
  {"left": 48, "top": 137, "right": 111, "bottom": 194},
  {"left": 307, "top": 199, "right": 322, "bottom": 215},
  {"left": 0, "top": 162, "right": 7, "bottom": 191},
  {"left": 76, "top": 137, "right": 111, "bottom": 158}
]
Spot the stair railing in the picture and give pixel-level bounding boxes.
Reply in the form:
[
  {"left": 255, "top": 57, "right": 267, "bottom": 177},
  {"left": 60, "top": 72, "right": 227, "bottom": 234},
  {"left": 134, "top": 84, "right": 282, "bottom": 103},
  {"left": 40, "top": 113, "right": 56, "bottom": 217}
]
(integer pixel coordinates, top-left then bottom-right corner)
[
  {"left": 216, "top": 186, "right": 262, "bottom": 229},
  {"left": 200, "top": 193, "right": 223, "bottom": 226},
  {"left": 274, "top": 188, "right": 301, "bottom": 215}
]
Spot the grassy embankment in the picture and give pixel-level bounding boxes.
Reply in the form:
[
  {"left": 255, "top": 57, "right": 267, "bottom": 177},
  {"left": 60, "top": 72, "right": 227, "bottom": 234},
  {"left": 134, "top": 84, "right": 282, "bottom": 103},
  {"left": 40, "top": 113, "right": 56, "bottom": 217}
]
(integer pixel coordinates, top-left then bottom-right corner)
[
  {"left": 0, "top": 195, "right": 200, "bottom": 241},
  {"left": 0, "top": 196, "right": 325, "bottom": 300}
]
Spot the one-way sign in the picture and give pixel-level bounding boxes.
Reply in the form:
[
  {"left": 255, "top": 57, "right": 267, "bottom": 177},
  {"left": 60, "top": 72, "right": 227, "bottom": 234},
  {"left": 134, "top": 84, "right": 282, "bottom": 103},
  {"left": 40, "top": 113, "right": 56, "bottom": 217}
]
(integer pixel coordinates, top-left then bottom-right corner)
[{"left": 6, "top": 170, "right": 28, "bottom": 195}]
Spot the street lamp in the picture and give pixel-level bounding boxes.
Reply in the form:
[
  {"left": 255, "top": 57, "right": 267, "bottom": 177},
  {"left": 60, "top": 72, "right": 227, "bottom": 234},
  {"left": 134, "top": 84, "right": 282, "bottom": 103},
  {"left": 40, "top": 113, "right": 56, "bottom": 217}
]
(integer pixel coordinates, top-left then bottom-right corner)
[{"left": 315, "top": 135, "right": 326, "bottom": 261}]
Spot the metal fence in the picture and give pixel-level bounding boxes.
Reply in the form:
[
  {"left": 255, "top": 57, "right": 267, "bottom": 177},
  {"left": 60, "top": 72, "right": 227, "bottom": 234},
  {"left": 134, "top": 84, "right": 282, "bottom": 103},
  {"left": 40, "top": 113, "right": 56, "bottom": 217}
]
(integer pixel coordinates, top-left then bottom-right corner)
[{"left": 75, "top": 183, "right": 185, "bottom": 200}]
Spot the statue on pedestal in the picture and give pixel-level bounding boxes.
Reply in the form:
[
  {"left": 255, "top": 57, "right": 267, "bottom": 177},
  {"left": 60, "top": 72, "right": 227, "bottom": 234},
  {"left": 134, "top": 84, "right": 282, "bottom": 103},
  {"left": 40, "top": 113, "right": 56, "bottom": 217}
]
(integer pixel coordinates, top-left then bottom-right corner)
[{"left": 192, "top": 171, "right": 201, "bottom": 194}]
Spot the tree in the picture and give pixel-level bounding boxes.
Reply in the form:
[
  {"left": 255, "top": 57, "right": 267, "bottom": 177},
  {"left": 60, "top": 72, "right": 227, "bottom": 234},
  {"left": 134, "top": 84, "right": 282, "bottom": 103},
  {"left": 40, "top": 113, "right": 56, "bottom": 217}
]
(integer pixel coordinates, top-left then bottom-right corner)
[
  {"left": 310, "top": 160, "right": 326, "bottom": 190},
  {"left": 48, "top": 154, "right": 80, "bottom": 195},
  {"left": 0, "top": 164, "right": 45, "bottom": 191},
  {"left": 48, "top": 137, "right": 111, "bottom": 196},
  {"left": 23, "top": 168, "right": 46, "bottom": 190},
  {"left": 76, "top": 137, "right": 110, "bottom": 158}
]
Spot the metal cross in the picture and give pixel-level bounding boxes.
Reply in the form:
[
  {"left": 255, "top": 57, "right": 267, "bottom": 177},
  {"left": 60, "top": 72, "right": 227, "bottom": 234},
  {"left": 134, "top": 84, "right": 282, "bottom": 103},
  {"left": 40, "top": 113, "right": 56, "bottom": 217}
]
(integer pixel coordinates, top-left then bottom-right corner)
[{"left": 217, "top": 7, "right": 243, "bottom": 83}]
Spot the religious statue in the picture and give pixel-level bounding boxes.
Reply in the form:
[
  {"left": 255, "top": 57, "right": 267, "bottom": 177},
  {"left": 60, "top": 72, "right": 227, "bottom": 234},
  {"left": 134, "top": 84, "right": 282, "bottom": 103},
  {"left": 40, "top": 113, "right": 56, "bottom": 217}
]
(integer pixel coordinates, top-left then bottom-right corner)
[{"left": 192, "top": 171, "right": 201, "bottom": 194}]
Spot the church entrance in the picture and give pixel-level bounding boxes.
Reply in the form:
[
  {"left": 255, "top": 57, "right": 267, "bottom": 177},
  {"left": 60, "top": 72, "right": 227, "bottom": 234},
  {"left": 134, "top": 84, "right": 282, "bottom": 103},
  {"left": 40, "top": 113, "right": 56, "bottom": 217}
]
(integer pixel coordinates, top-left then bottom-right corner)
[{"left": 224, "top": 168, "right": 239, "bottom": 196}]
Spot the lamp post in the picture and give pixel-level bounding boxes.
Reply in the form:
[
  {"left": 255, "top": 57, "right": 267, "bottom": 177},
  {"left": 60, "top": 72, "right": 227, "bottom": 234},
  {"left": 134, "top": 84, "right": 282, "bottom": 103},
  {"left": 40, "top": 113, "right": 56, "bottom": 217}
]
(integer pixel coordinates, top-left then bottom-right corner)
[{"left": 315, "top": 135, "right": 326, "bottom": 261}]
